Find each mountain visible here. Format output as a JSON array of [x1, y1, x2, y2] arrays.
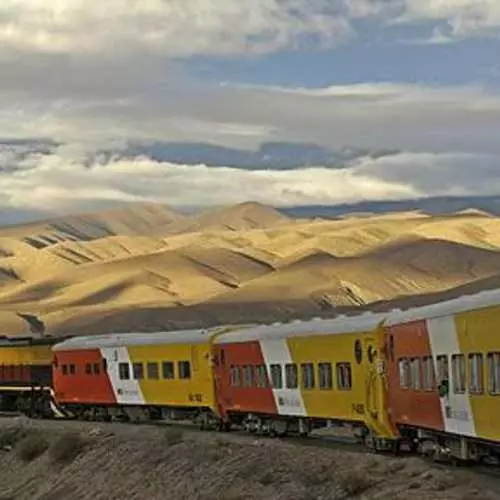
[[280, 195, 500, 218], [1, 202, 500, 335]]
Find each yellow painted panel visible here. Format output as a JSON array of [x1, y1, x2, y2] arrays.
[[287, 332, 367, 422], [127, 343, 216, 410], [0, 345, 52, 365], [455, 305, 500, 441]]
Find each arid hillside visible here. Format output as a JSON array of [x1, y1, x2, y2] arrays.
[[1, 417, 499, 500], [2, 201, 500, 335]]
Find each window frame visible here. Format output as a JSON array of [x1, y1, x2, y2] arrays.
[[451, 354, 466, 394], [147, 362, 159, 380], [421, 356, 435, 392], [229, 365, 241, 387], [162, 361, 175, 380], [285, 363, 298, 389], [410, 357, 422, 390], [398, 357, 410, 390], [270, 364, 283, 389], [336, 362, 352, 391], [318, 362, 333, 390], [118, 362, 130, 380], [178, 361, 191, 380], [301, 363, 315, 390], [487, 352, 500, 395]]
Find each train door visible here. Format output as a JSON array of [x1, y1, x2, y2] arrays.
[[362, 325, 398, 444]]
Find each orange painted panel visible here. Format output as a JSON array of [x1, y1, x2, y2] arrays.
[[385, 320, 444, 431]]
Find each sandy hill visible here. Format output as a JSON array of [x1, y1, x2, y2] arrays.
[[3, 202, 500, 335], [159, 201, 292, 235]]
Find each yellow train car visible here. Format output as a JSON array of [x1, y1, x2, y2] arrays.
[[52, 327, 239, 426], [213, 313, 397, 443]]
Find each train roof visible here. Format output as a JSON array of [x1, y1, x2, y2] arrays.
[[214, 313, 386, 343], [52, 328, 219, 351], [51, 288, 500, 350], [216, 287, 500, 343], [386, 287, 500, 325], [0, 335, 62, 347]]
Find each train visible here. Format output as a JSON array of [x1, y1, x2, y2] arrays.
[[2, 287, 500, 464]]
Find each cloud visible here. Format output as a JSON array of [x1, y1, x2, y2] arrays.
[[397, 0, 500, 38], [2, 80, 500, 154], [0, 0, 354, 57], [2, 146, 500, 214]]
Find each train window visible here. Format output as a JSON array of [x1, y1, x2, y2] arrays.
[[318, 362, 333, 390], [147, 362, 159, 380], [285, 363, 298, 389], [85, 363, 92, 375], [422, 356, 434, 391], [301, 363, 315, 390], [242, 365, 254, 387], [178, 361, 191, 380], [336, 363, 352, 390], [410, 358, 421, 390], [62, 364, 68, 375], [229, 365, 240, 387], [487, 353, 500, 394], [451, 354, 466, 394], [93, 363, 100, 375], [436, 355, 449, 383], [468, 353, 484, 394], [132, 363, 144, 380], [255, 365, 268, 388], [162, 362, 175, 379], [270, 364, 283, 389], [102, 358, 107, 371], [53, 357, 59, 368], [398, 358, 410, 389], [69, 364, 76, 375], [118, 362, 130, 380]]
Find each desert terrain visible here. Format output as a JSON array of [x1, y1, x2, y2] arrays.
[[2, 201, 500, 335], [0, 416, 499, 500]]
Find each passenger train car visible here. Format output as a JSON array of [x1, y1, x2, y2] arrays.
[[52, 326, 241, 427], [212, 314, 396, 444], [383, 290, 500, 462]]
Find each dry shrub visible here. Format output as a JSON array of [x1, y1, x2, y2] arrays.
[[0, 425, 31, 448], [15, 432, 49, 462], [49, 431, 86, 465], [164, 427, 184, 447], [300, 464, 332, 487], [337, 470, 376, 497]]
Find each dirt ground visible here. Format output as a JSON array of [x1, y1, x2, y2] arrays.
[[0, 416, 499, 500]]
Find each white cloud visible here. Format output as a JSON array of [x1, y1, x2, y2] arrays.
[[2, 147, 500, 214], [398, 0, 500, 38], [0, 0, 353, 57]]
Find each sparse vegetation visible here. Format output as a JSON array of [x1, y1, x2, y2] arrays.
[[15, 432, 49, 462], [0, 419, 499, 499], [48, 431, 86, 465], [164, 427, 184, 447], [0, 425, 27, 448], [337, 471, 377, 497]]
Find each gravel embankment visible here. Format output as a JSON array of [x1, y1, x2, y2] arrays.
[[0, 416, 499, 500]]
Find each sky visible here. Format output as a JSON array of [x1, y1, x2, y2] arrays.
[[1, 0, 500, 218]]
